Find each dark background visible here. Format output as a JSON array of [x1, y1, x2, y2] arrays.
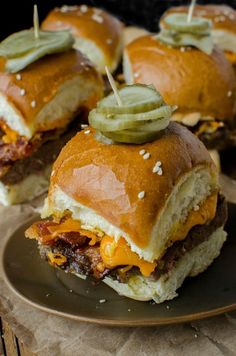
[[0, 0, 236, 40]]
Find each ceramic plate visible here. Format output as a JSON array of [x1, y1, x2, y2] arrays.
[[2, 204, 236, 326]]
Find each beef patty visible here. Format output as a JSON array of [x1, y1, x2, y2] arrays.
[[191, 120, 236, 151], [38, 194, 227, 282]]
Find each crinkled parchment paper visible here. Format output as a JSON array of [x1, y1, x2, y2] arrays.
[[0, 188, 236, 356]]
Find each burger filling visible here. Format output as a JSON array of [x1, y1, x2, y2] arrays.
[[172, 114, 236, 151], [195, 120, 236, 150], [26, 194, 227, 282], [0, 115, 86, 186]]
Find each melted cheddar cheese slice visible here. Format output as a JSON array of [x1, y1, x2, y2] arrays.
[[100, 236, 157, 277], [0, 121, 19, 143], [36, 194, 217, 278], [100, 194, 217, 276], [170, 194, 217, 244]]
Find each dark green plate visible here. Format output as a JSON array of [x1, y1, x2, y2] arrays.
[[2, 204, 236, 326]]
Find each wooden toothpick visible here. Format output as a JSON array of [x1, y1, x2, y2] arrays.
[[105, 66, 122, 106], [33, 4, 40, 39], [187, 0, 196, 23]]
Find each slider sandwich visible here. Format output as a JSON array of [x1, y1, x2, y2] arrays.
[[160, 6, 236, 182], [41, 5, 123, 75], [26, 83, 227, 303], [124, 13, 236, 163], [161, 4, 236, 68], [0, 23, 103, 205]]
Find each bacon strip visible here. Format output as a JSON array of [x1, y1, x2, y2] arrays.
[[25, 219, 100, 247], [0, 128, 65, 168]]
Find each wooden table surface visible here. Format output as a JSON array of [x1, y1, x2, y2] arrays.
[[0, 318, 34, 356]]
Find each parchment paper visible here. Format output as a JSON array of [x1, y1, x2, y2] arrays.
[[0, 181, 236, 356]]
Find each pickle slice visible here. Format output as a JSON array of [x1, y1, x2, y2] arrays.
[[89, 111, 142, 132], [94, 131, 114, 145], [91, 83, 172, 145], [103, 130, 161, 144], [164, 14, 211, 34], [89, 106, 172, 132], [89, 112, 169, 132], [137, 117, 169, 132], [0, 30, 74, 73], [156, 30, 214, 55], [97, 84, 163, 114], [0, 30, 74, 58]]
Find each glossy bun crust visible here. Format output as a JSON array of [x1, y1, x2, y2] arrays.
[[0, 50, 103, 133], [125, 36, 236, 120], [49, 122, 216, 248], [160, 5, 236, 66], [42, 5, 123, 73]]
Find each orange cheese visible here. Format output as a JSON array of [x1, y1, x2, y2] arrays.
[[100, 236, 157, 277], [0, 121, 19, 143], [225, 51, 236, 65], [47, 252, 67, 266], [100, 194, 217, 277], [47, 218, 100, 245], [170, 193, 217, 243], [42, 194, 217, 277], [196, 121, 224, 136]]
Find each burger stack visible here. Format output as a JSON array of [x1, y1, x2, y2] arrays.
[[0, 5, 124, 205], [0, 3, 232, 304]]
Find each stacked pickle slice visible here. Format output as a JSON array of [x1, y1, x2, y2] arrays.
[[89, 84, 174, 144], [157, 13, 214, 55], [0, 30, 74, 73]]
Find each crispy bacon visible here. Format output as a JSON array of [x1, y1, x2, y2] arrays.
[[27, 218, 109, 278], [58, 232, 88, 246], [0, 109, 88, 170], [0, 137, 34, 165], [37, 194, 226, 281], [26, 220, 57, 244], [0, 128, 64, 167], [26, 219, 90, 247], [37, 220, 58, 238]]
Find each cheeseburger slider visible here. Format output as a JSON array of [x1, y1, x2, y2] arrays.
[[41, 5, 123, 75], [0, 14, 103, 205], [161, 4, 236, 68], [26, 83, 227, 303], [124, 13, 236, 156]]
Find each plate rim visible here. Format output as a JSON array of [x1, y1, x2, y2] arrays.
[[1, 217, 236, 327]]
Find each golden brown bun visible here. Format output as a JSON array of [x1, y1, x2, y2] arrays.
[[125, 36, 236, 120], [160, 5, 236, 68], [161, 5, 236, 34], [0, 49, 103, 135], [123, 26, 150, 46], [49, 122, 215, 248], [41, 5, 123, 73]]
